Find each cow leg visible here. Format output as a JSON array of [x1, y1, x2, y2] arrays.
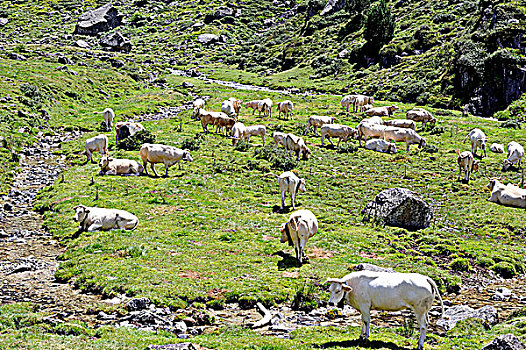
[[457, 167, 462, 181], [280, 191, 286, 210], [314, 127, 319, 136], [327, 137, 334, 146], [360, 308, 371, 340], [290, 192, 295, 210], [337, 138, 342, 148], [143, 162, 149, 176], [296, 151, 300, 161], [151, 163, 159, 177], [164, 164, 170, 177], [86, 150, 92, 164], [415, 311, 428, 350], [321, 135, 325, 146], [86, 223, 103, 232], [406, 143, 410, 152], [262, 135, 265, 147]]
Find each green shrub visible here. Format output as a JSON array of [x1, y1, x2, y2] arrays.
[[291, 282, 319, 312], [475, 256, 495, 268], [364, 0, 395, 51], [449, 257, 471, 272], [206, 299, 225, 310], [181, 135, 202, 151], [500, 120, 521, 129], [116, 130, 156, 151], [491, 261, 517, 278], [337, 143, 358, 153], [234, 140, 251, 152]]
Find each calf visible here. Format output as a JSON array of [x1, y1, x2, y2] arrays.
[[326, 271, 443, 350], [456, 150, 479, 183], [490, 143, 505, 153], [99, 156, 143, 176], [245, 100, 263, 115], [215, 114, 237, 136], [487, 178, 526, 208], [340, 95, 358, 113], [139, 143, 193, 177], [73, 205, 139, 232], [463, 128, 487, 158], [243, 125, 266, 146], [320, 124, 357, 148], [231, 122, 246, 146], [279, 209, 318, 264], [502, 141, 524, 171], [277, 100, 294, 120], [304, 115, 335, 136], [278, 171, 306, 211], [84, 134, 108, 163]]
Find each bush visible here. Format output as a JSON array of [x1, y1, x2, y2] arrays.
[[491, 261, 517, 278], [364, 0, 395, 51], [116, 130, 156, 151], [475, 256, 495, 268], [337, 143, 358, 153], [291, 282, 319, 312], [234, 140, 251, 152], [181, 135, 202, 151], [423, 144, 438, 153], [311, 55, 342, 77], [449, 257, 471, 272], [500, 120, 521, 129]]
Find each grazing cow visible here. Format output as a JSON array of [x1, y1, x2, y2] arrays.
[[456, 150, 479, 183], [384, 119, 416, 130], [278, 171, 306, 211], [487, 178, 526, 208], [320, 124, 357, 148], [406, 108, 436, 127], [279, 209, 318, 264], [114, 121, 145, 143], [326, 271, 443, 350], [354, 95, 374, 112], [285, 133, 311, 161], [304, 115, 335, 136], [341, 95, 358, 113], [73, 205, 139, 232], [383, 126, 426, 152], [139, 143, 193, 177], [259, 98, 273, 117], [277, 100, 294, 120], [243, 125, 266, 146], [364, 105, 398, 117], [365, 139, 397, 154], [193, 98, 205, 110], [231, 122, 246, 146], [490, 143, 505, 153], [357, 122, 387, 147], [84, 134, 108, 163], [215, 114, 237, 136], [463, 128, 487, 158], [273, 131, 288, 150], [502, 141, 524, 171], [245, 100, 263, 115], [193, 108, 227, 133], [99, 156, 143, 176], [94, 108, 115, 131]]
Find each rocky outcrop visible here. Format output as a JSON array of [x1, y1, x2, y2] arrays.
[[99, 31, 131, 53], [320, 0, 346, 16], [483, 334, 525, 350], [74, 3, 123, 36], [362, 188, 433, 230], [197, 34, 219, 45], [437, 305, 498, 331]]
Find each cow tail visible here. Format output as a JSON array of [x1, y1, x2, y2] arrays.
[[427, 277, 444, 318]]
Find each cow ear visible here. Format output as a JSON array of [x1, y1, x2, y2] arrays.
[[324, 278, 341, 284], [342, 284, 353, 292]]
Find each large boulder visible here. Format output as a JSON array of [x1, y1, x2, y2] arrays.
[[483, 334, 525, 350], [197, 34, 219, 45], [320, 0, 346, 16], [362, 188, 433, 230], [100, 31, 131, 53], [436, 305, 498, 331], [74, 3, 123, 36]]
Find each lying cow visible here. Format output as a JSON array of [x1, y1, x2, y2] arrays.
[[278, 171, 306, 211], [99, 155, 143, 176], [139, 143, 193, 177], [84, 134, 108, 163], [456, 150, 479, 183], [487, 178, 526, 208], [364, 105, 398, 117], [490, 143, 505, 153], [320, 124, 357, 148], [73, 205, 139, 232], [365, 139, 397, 154], [502, 141, 524, 171], [279, 209, 318, 264], [304, 115, 335, 136], [326, 271, 443, 350]]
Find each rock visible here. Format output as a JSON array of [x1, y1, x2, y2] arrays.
[[320, 0, 346, 16], [99, 31, 131, 53], [436, 305, 498, 331], [4, 202, 13, 211], [73, 3, 123, 36], [58, 56, 72, 65], [109, 59, 125, 68], [338, 49, 349, 59], [181, 82, 194, 88], [147, 343, 198, 350], [9, 263, 32, 274], [75, 40, 91, 49], [483, 334, 525, 350], [0, 18, 8, 26], [353, 263, 396, 273], [173, 321, 187, 334], [9, 53, 27, 61], [492, 287, 513, 301], [197, 34, 219, 45], [125, 297, 151, 311], [362, 188, 433, 230]]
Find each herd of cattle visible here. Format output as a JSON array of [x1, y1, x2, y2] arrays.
[[73, 93, 526, 350]]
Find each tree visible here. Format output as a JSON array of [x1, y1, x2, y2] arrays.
[[345, 0, 371, 14], [364, 0, 395, 52]]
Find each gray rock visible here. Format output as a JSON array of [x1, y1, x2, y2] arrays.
[[75, 40, 91, 49], [338, 49, 349, 59], [197, 34, 219, 45], [362, 188, 433, 230], [437, 305, 498, 331], [492, 287, 512, 301], [320, 0, 346, 16], [0, 18, 8, 26], [353, 263, 396, 273], [173, 321, 187, 334], [9, 53, 27, 61], [99, 31, 131, 53], [125, 297, 151, 311], [181, 82, 194, 88], [483, 334, 525, 350], [147, 343, 198, 350], [74, 3, 123, 36]]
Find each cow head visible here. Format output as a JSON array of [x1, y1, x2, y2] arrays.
[[502, 159, 513, 171], [182, 150, 193, 162], [472, 160, 480, 173], [192, 107, 201, 120], [297, 178, 306, 193], [73, 205, 89, 223], [325, 278, 352, 307], [369, 96, 375, 105], [418, 137, 426, 149], [302, 147, 311, 160], [487, 178, 501, 191], [279, 222, 292, 246], [388, 143, 397, 154], [99, 156, 112, 170]]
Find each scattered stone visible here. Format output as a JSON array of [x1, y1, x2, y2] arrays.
[[100, 31, 131, 53], [126, 297, 151, 311], [197, 34, 219, 45], [173, 321, 188, 334], [338, 49, 349, 59], [8, 263, 32, 274], [9, 53, 27, 61], [362, 187, 433, 230], [147, 343, 198, 350], [74, 3, 123, 36], [75, 40, 91, 49], [437, 305, 498, 331], [483, 334, 525, 350], [353, 263, 396, 273], [320, 0, 346, 16], [0, 18, 8, 26], [492, 287, 513, 301], [181, 82, 194, 88]]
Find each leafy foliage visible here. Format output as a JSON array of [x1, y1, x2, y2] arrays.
[[364, 0, 395, 51], [116, 130, 156, 151]]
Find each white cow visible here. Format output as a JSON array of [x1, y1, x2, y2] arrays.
[[273, 131, 288, 150], [384, 119, 416, 130], [73, 205, 139, 232], [245, 100, 263, 115], [383, 127, 426, 152], [463, 128, 487, 158], [326, 271, 443, 350], [99, 156, 143, 176], [277, 100, 293, 120], [406, 108, 436, 127], [502, 141, 524, 171], [341, 95, 358, 113], [285, 133, 311, 160], [84, 134, 108, 163], [365, 139, 397, 154], [193, 98, 205, 110], [278, 171, 306, 211], [456, 150, 479, 183], [304, 115, 335, 136], [139, 143, 193, 177], [354, 95, 374, 112], [94, 108, 115, 131], [260, 98, 273, 117], [279, 209, 318, 264], [243, 125, 266, 146], [357, 122, 387, 147], [487, 178, 526, 208], [320, 124, 357, 148], [231, 122, 246, 146], [364, 105, 398, 117]]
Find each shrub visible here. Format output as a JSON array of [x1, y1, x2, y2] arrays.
[[491, 261, 517, 278], [337, 143, 358, 153], [271, 152, 297, 171], [449, 257, 471, 272], [364, 0, 395, 51], [116, 130, 156, 151], [291, 282, 319, 312], [475, 256, 495, 268], [423, 144, 438, 153], [234, 140, 251, 152], [181, 136, 202, 151], [311, 55, 342, 77], [500, 120, 521, 129]]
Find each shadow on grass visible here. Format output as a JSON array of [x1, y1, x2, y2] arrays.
[[318, 338, 410, 350], [272, 205, 293, 214], [274, 250, 302, 270]]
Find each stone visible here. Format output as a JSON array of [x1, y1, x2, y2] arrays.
[[320, 0, 346, 16], [147, 343, 198, 350], [436, 305, 498, 331], [99, 31, 131, 53], [338, 49, 349, 59], [197, 34, 219, 45], [58, 56, 72, 65], [0, 18, 8, 26], [109, 59, 125, 68], [75, 40, 91, 49], [125, 297, 151, 311], [492, 287, 512, 301], [173, 321, 187, 334], [73, 3, 123, 36], [362, 188, 433, 230], [181, 82, 194, 88], [353, 263, 396, 273], [483, 334, 525, 350], [9, 53, 27, 61]]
